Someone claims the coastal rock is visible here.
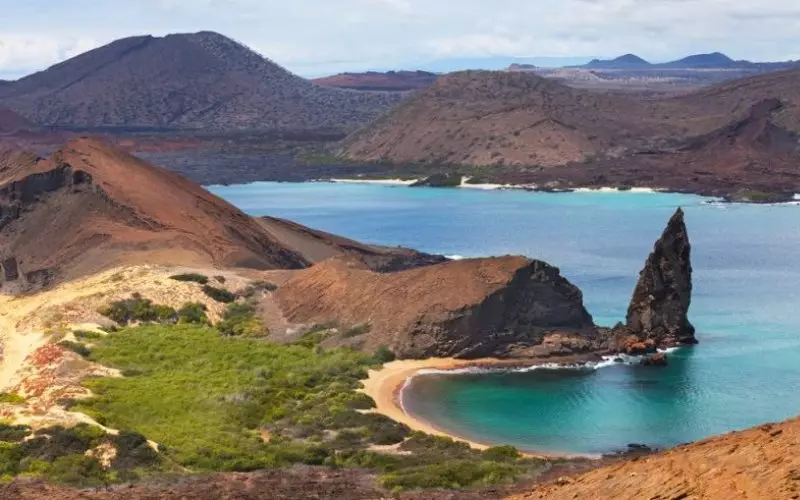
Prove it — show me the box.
[625,208,696,347]
[410,173,462,188]
[641,352,668,366]
[276,255,598,359]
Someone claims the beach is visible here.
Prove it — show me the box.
[359,356,597,457]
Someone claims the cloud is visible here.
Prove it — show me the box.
[1,0,799,78]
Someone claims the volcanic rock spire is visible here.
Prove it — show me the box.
[626,208,696,346]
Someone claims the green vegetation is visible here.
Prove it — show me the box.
[373,345,396,363]
[98,294,209,326]
[169,273,210,285]
[0,423,160,486]
[218,302,267,337]
[58,340,92,357]
[70,323,547,490]
[0,393,26,405]
[73,330,104,341]
[202,285,237,304]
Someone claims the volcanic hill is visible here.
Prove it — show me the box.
[0,32,402,132]
[342,70,674,167]
[0,138,444,291]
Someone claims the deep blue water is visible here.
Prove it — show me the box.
[209,182,800,455]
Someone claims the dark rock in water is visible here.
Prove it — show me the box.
[641,352,668,366]
[626,208,696,347]
[410,173,462,188]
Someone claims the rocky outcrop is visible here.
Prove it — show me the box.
[410,173,462,188]
[276,255,597,359]
[625,208,696,346]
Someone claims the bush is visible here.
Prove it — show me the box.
[0,393,27,405]
[169,273,209,285]
[59,340,91,358]
[482,445,521,462]
[218,302,266,337]
[73,330,104,341]
[373,345,396,364]
[177,302,209,324]
[202,285,237,304]
[46,454,108,487]
[98,294,177,325]
[0,423,30,442]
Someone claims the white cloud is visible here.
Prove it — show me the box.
[1,0,800,78]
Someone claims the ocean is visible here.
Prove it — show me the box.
[209,181,800,455]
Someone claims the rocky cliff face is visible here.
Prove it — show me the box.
[625,208,696,346]
[276,255,598,359]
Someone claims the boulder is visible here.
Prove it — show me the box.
[641,352,668,366]
[626,208,696,347]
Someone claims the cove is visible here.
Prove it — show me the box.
[209,181,800,455]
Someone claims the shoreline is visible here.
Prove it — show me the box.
[359,355,602,459]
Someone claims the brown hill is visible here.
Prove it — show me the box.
[509,417,800,499]
[313,71,439,92]
[276,255,597,358]
[0,32,402,132]
[342,71,674,167]
[342,68,800,171]
[0,108,37,135]
[0,138,442,291]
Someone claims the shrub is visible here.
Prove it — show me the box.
[98,294,177,325]
[482,445,521,462]
[218,302,266,337]
[177,302,209,324]
[45,454,108,487]
[59,340,91,358]
[0,423,30,442]
[0,393,27,405]
[202,285,237,304]
[373,345,396,364]
[73,330,103,341]
[169,273,209,285]
[110,431,160,470]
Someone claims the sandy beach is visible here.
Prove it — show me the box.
[360,356,597,457]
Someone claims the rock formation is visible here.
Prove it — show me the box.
[276,255,598,359]
[625,208,696,346]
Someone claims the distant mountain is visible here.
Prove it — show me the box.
[417,56,596,72]
[312,71,438,92]
[662,52,736,68]
[585,54,651,68]
[0,32,402,132]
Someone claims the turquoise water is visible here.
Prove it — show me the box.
[209,182,800,455]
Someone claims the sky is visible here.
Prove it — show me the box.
[1,0,800,79]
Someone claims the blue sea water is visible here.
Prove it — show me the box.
[209,182,800,455]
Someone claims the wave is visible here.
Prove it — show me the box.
[408,348,680,379]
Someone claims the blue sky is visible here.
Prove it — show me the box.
[1,0,799,79]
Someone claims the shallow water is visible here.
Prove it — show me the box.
[209,182,800,455]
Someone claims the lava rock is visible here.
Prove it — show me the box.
[641,352,668,366]
[626,208,696,347]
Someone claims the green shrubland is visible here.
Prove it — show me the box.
[25,292,550,491]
